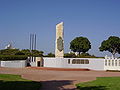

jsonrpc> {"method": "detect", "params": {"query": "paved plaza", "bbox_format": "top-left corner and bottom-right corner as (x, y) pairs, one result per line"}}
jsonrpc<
(0, 67), (120, 90)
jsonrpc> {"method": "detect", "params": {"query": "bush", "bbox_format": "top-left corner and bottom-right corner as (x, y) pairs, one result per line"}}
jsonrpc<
(64, 53), (76, 58)
(77, 55), (96, 58)
(64, 52), (96, 58)
(0, 49), (44, 57)
(15, 51), (25, 55)
(0, 55), (27, 61)
(44, 53), (55, 57)
(0, 49), (19, 55)
(76, 53), (96, 58)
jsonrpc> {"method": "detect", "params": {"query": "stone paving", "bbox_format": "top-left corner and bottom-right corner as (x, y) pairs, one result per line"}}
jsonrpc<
(0, 67), (120, 90)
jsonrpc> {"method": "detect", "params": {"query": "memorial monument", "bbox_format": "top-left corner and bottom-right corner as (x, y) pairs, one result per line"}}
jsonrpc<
(55, 22), (64, 58)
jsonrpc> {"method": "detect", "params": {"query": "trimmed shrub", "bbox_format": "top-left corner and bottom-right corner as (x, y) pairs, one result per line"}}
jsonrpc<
(0, 55), (27, 61)
(64, 53), (76, 58)
(44, 53), (55, 57)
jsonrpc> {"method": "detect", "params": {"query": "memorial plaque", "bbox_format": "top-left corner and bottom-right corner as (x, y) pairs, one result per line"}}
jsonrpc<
(57, 37), (63, 52)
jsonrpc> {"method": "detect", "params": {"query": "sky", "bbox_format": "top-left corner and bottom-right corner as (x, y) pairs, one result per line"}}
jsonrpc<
(0, 0), (120, 57)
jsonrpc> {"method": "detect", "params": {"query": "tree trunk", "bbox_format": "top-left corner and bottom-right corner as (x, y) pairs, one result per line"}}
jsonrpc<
(112, 48), (117, 59)
(112, 53), (115, 59)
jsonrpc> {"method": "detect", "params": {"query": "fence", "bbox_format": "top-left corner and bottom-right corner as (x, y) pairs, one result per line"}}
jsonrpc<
(104, 56), (120, 70)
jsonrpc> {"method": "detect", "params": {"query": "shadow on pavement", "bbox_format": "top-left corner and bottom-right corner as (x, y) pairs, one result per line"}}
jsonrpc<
(40, 80), (76, 90)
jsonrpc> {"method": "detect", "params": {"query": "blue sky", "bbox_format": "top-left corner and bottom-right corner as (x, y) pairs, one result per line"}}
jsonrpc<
(0, 0), (120, 56)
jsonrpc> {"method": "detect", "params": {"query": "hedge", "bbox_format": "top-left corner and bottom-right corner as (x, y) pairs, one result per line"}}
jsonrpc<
(0, 55), (28, 61)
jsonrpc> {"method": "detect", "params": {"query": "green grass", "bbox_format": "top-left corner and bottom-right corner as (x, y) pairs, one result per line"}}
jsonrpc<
(76, 77), (120, 90)
(0, 74), (41, 90)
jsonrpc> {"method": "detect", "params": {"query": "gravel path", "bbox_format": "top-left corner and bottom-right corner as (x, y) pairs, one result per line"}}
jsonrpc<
(0, 67), (120, 90)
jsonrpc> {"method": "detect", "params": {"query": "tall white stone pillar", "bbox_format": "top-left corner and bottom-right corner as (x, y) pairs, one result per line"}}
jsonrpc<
(55, 22), (64, 58)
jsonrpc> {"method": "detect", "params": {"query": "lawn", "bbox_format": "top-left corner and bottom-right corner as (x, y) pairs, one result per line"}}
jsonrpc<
(76, 77), (120, 90)
(0, 74), (41, 90)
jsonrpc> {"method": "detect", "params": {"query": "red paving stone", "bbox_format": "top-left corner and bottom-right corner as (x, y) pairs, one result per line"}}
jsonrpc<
(0, 67), (120, 90)
(28, 67), (90, 71)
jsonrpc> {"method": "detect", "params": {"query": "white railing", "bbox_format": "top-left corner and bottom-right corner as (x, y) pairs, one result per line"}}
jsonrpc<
(104, 56), (120, 70)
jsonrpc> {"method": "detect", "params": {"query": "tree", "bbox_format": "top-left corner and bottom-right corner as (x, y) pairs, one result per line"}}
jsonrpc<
(21, 49), (31, 56)
(99, 36), (120, 57)
(31, 50), (44, 57)
(70, 37), (91, 55)
(21, 49), (44, 57)
(118, 47), (120, 55)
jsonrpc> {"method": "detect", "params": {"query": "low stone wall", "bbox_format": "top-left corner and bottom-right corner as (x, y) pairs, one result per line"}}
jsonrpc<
(43, 58), (105, 70)
(30, 62), (36, 67)
(0, 60), (27, 68)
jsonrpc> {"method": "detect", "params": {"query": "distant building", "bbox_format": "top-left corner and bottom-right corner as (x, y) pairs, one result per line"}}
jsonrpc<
(5, 43), (15, 49)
